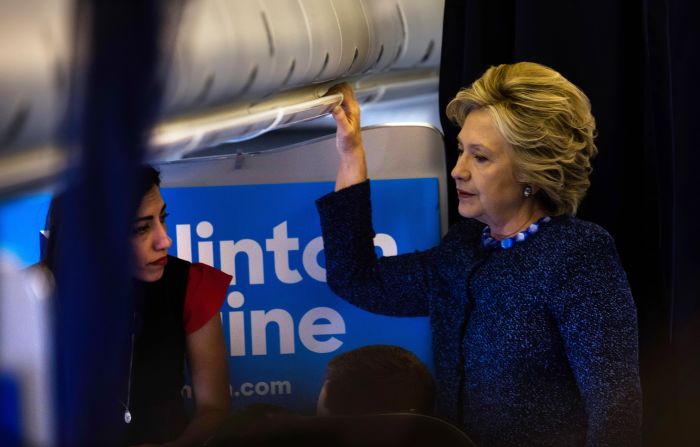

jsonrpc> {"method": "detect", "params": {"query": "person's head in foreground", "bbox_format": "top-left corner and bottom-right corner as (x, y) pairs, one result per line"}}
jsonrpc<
(317, 345), (435, 416)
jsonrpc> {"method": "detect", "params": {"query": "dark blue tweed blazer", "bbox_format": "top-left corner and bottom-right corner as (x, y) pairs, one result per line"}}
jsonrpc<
(316, 181), (641, 447)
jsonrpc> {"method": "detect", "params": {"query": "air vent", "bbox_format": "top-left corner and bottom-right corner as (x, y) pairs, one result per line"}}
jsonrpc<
(194, 74), (215, 105)
(420, 40), (435, 64)
(341, 48), (360, 76)
(313, 53), (330, 81)
(1, 102), (30, 147)
(261, 11), (274, 57)
(238, 66), (258, 97)
(282, 60), (296, 86)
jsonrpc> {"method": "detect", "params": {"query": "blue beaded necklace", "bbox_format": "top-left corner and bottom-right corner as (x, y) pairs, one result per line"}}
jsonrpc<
(481, 215), (551, 250)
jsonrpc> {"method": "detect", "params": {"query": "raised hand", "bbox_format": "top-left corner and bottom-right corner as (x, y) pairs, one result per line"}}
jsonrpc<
(326, 83), (368, 191)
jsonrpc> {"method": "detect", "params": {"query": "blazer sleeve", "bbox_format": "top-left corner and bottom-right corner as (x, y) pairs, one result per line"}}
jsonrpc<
(315, 180), (441, 317)
(183, 263), (232, 335)
(549, 228), (642, 447)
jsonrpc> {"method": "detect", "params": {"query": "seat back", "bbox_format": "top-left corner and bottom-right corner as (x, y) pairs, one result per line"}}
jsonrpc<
(208, 412), (477, 447)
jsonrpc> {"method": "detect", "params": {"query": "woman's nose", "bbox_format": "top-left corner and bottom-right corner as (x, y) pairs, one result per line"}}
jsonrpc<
(451, 156), (469, 180)
(153, 223), (172, 251)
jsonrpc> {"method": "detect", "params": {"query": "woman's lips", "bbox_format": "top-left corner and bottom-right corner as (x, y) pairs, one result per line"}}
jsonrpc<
(457, 189), (475, 199)
(149, 256), (168, 266)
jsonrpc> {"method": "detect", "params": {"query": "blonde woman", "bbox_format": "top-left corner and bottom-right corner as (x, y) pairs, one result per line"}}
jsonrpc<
(316, 62), (641, 446)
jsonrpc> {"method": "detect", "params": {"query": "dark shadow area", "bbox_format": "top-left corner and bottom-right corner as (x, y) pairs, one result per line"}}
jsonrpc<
(208, 413), (477, 447)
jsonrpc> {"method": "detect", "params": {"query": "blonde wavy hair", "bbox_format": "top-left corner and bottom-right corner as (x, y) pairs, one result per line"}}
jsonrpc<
(446, 62), (598, 216)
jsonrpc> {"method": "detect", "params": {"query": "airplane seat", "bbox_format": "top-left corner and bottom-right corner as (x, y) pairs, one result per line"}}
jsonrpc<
(208, 412), (478, 447)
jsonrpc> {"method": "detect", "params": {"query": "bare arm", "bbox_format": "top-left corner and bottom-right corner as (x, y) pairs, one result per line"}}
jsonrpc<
(170, 315), (230, 447)
(327, 83), (367, 191)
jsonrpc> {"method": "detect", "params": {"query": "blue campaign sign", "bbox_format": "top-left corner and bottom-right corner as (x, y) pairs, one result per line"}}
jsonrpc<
(161, 178), (440, 413)
(0, 194), (52, 266)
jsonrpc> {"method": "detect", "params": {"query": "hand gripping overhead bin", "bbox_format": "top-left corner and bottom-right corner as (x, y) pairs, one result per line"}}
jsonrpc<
(152, 0), (445, 160)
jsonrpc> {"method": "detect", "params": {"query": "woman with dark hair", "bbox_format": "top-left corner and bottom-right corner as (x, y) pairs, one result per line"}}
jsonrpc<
(45, 166), (231, 446)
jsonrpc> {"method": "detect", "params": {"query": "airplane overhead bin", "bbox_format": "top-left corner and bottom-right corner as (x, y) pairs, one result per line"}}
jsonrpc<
(392, 0), (444, 68)
(155, 0), (444, 161)
(150, 68), (439, 160)
(0, 0), (445, 193)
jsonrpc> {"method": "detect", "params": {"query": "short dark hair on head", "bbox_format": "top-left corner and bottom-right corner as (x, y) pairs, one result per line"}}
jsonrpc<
(323, 345), (435, 415)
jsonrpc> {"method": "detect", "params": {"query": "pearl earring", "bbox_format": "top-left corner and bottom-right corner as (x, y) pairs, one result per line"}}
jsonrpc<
(523, 185), (533, 198)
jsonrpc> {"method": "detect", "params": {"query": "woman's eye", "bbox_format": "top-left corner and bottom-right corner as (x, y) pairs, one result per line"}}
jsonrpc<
(160, 212), (170, 224)
(132, 224), (149, 236)
(474, 154), (488, 162)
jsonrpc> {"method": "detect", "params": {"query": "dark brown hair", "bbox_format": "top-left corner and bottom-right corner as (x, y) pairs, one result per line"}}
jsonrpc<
(322, 345), (435, 415)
